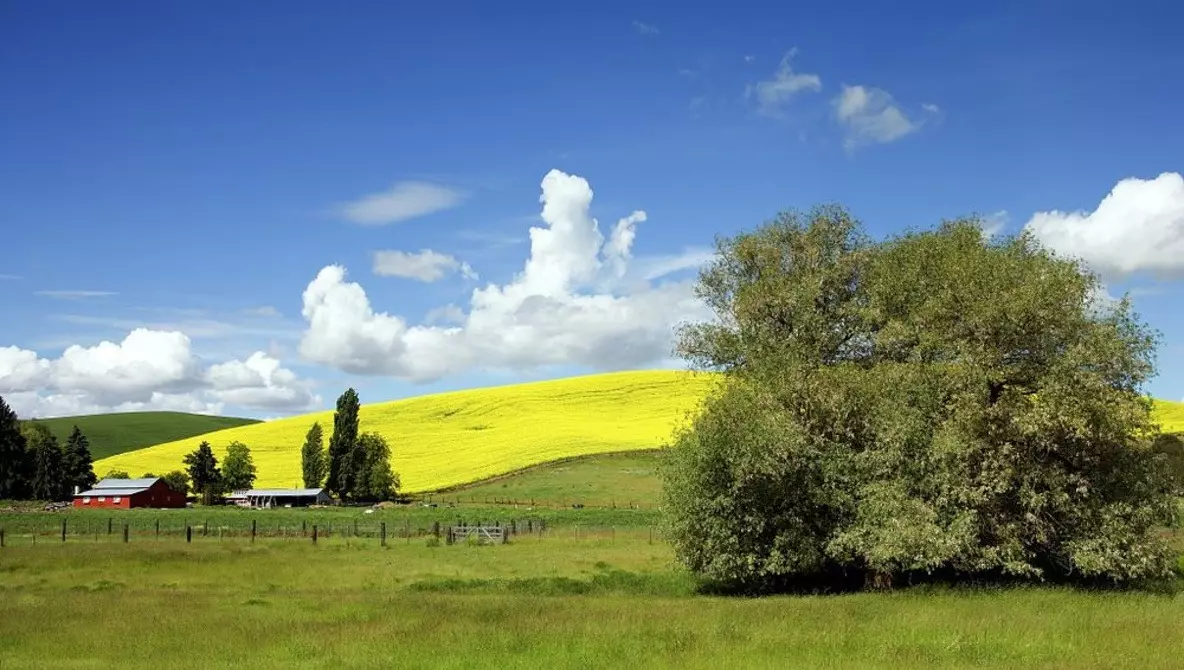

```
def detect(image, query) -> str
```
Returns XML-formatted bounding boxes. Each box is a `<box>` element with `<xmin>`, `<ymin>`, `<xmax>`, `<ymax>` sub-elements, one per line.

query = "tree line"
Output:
<box><xmin>0</xmin><ymin>396</ymin><xmax>97</xmax><ymax>501</ymax></box>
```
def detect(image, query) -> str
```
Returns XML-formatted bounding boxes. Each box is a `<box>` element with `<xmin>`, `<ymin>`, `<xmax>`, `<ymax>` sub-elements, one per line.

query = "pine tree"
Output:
<box><xmin>22</xmin><ymin>421</ymin><xmax>67</xmax><ymax>501</ymax></box>
<box><xmin>301</xmin><ymin>422</ymin><xmax>326</xmax><ymax>488</ymax></box>
<box><xmin>327</xmin><ymin>388</ymin><xmax>360</xmax><ymax>499</ymax></box>
<box><xmin>62</xmin><ymin>425</ymin><xmax>97</xmax><ymax>494</ymax></box>
<box><xmin>0</xmin><ymin>395</ymin><xmax>31</xmax><ymax>499</ymax></box>
<box><xmin>183</xmin><ymin>441</ymin><xmax>223</xmax><ymax>505</ymax></box>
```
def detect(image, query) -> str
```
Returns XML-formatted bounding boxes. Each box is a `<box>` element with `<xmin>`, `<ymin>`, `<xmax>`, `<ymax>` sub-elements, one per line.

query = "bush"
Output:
<box><xmin>663</xmin><ymin>207</ymin><xmax>1179</xmax><ymax>591</ymax></box>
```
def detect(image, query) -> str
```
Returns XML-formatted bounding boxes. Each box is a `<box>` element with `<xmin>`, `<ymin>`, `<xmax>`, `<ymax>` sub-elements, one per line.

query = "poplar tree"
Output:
<box><xmin>327</xmin><ymin>388</ymin><xmax>360</xmax><ymax>499</ymax></box>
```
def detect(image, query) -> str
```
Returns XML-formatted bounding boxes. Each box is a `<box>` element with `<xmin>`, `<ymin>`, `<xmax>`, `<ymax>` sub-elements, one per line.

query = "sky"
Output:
<box><xmin>1</xmin><ymin>0</ymin><xmax>1182</xmax><ymax>419</ymax></box>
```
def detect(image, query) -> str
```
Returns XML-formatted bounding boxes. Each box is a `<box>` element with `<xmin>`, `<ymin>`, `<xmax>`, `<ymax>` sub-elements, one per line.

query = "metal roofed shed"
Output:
<box><xmin>73</xmin><ymin>477</ymin><xmax>187</xmax><ymax>509</ymax></box>
<box><xmin>229</xmin><ymin>488</ymin><xmax>332</xmax><ymax>508</ymax></box>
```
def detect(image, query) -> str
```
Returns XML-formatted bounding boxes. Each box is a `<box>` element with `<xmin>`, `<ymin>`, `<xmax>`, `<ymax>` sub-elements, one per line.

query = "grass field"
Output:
<box><xmin>1</xmin><ymin>538</ymin><xmax>1182</xmax><ymax>668</ymax></box>
<box><xmin>440</xmin><ymin>450</ymin><xmax>664</xmax><ymax>507</ymax></box>
<box><xmin>25</xmin><ymin>411</ymin><xmax>260</xmax><ymax>460</ymax></box>
<box><xmin>95</xmin><ymin>370</ymin><xmax>718</xmax><ymax>493</ymax></box>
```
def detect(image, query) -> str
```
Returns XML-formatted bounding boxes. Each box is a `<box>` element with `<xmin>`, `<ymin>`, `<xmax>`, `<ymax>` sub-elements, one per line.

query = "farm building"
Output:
<box><xmin>73</xmin><ymin>477</ymin><xmax>187</xmax><ymax>509</ymax></box>
<box><xmin>226</xmin><ymin>488</ymin><xmax>332</xmax><ymax>508</ymax></box>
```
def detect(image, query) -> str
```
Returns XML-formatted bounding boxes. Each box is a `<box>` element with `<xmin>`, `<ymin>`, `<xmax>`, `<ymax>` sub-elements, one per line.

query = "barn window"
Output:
<box><xmin>82</xmin><ymin>497</ymin><xmax>91</xmax><ymax>504</ymax></box>
<box><xmin>113</xmin><ymin>497</ymin><xmax>122</xmax><ymax>503</ymax></box>
<box><xmin>98</xmin><ymin>496</ymin><xmax>106</xmax><ymax>502</ymax></box>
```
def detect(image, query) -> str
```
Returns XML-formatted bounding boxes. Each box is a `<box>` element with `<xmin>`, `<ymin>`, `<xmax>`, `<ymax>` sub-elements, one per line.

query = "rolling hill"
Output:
<box><xmin>94</xmin><ymin>370</ymin><xmax>720</xmax><ymax>493</ymax></box>
<box><xmin>92</xmin><ymin>372</ymin><xmax>1184</xmax><ymax>494</ymax></box>
<box><xmin>26</xmin><ymin>412</ymin><xmax>261</xmax><ymax>460</ymax></box>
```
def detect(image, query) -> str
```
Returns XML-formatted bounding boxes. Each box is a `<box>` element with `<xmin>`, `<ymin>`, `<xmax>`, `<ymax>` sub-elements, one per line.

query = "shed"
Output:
<box><xmin>73</xmin><ymin>478</ymin><xmax>187</xmax><ymax>509</ymax></box>
<box><xmin>229</xmin><ymin>488</ymin><xmax>332</xmax><ymax>508</ymax></box>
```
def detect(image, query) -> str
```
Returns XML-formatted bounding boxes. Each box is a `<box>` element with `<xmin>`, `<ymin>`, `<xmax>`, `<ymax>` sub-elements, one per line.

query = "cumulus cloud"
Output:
<box><xmin>1024</xmin><ymin>172</ymin><xmax>1184</xmax><ymax>278</ymax></box>
<box><xmin>0</xmin><ymin>329</ymin><xmax>320</xmax><ymax>418</ymax></box>
<box><xmin>298</xmin><ymin>169</ymin><xmax>713</xmax><ymax>382</ymax></box>
<box><xmin>833</xmin><ymin>84</ymin><xmax>933</xmax><ymax>150</ymax></box>
<box><xmin>747</xmin><ymin>49</ymin><xmax>822</xmax><ymax>118</ymax></box>
<box><xmin>337</xmin><ymin>181</ymin><xmax>467</xmax><ymax>225</ymax></box>
<box><xmin>980</xmin><ymin>210</ymin><xmax>1009</xmax><ymax>240</ymax></box>
<box><xmin>372</xmin><ymin>249</ymin><xmax>477</xmax><ymax>282</ymax></box>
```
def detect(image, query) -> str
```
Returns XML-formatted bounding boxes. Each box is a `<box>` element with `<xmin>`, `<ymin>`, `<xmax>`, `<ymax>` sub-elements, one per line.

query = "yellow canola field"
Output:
<box><xmin>94</xmin><ymin>369</ymin><xmax>1184</xmax><ymax>494</ymax></box>
<box><xmin>1154</xmin><ymin>399</ymin><xmax>1184</xmax><ymax>433</ymax></box>
<box><xmin>94</xmin><ymin>370</ymin><xmax>720</xmax><ymax>493</ymax></box>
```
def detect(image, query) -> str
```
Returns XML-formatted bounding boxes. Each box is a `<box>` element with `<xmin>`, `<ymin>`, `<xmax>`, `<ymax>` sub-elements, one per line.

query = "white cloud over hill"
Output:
<box><xmin>298</xmin><ymin>169</ymin><xmax>713</xmax><ymax>381</ymax></box>
<box><xmin>0</xmin><ymin>329</ymin><xmax>320</xmax><ymax>418</ymax></box>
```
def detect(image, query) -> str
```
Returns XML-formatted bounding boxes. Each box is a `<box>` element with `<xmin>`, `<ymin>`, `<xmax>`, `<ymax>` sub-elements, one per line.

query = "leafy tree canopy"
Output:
<box><xmin>301</xmin><ymin>422</ymin><xmax>327</xmax><ymax>489</ymax></box>
<box><xmin>221</xmin><ymin>441</ymin><xmax>257</xmax><ymax>491</ymax></box>
<box><xmin>328</xmin><ymin>388</ymin><xmax>361</xmax><ymax>499</ymax></box>
<box><xmin>662</xmin><ymin>207</ymin><xmax>1178</xmax><ymax>591</ymax></box>
<box><xmin>0</xmin><ymin>397</ymin><xmax>31</xmax><ymax>499</ymax></box>
<box><xmin>183</xmin><ymin>441</ymin><xmax>223</xmax><ymax>505</ymax></box>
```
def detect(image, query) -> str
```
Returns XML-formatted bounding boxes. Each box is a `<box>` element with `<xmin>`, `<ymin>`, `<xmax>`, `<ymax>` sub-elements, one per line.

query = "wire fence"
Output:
<box><xmin>0</xmin><ymin>517</ymin><xmax>662</xmax><ymax>549</ymax></box>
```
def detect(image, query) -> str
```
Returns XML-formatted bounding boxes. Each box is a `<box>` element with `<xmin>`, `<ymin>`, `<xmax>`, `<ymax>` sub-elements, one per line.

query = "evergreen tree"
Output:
<box><xmin>183</xmin><ymin>441</ymin><xmax>223</xmax><ymax>505</ymax></box>
<box><xmin>0</xmin><ymin>395</ymin><xmax>31</xmax><ymax>499</ymax></box>
<box><xmin>22</xmin><ymin>422</ymin><xmax>67</xmax><ymax>501</ymax></box>
<box><xmin>221</xmin><ymin>441</ymin><xmax>257</xmax><ymax>491</ymax></box>
<box><xmin>301</xmin><ymin>422</ymin><xmax>326</xmax><ymax>488</ymax></box>
<box><xmin>62</xmin><ymin>425</ymin><xmax>97</xmax><ymax>494</ymax></box>
<box><xmin>327</xmin><ymin>388</ymin><xmax>360</xmax><ymax>499</ymax></box>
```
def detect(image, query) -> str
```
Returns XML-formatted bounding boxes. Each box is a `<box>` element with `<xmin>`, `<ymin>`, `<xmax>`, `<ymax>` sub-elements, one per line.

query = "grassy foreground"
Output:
<box><xmin>96</xmin><ymin>370</ymin><xmax>717</xmax><ymax>492</ymax></box>
<box><xmin>26</xmin><ymin>411</ymin><xmax>260</xmax><ymax>460</ymax></box>
<box><xmin>2</xmin><ymin>539</ymin><xmax>1182</xmax><ymax>669</ymax></box>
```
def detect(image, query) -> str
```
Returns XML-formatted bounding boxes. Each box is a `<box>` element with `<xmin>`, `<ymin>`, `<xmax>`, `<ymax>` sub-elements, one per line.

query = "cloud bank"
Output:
<box><xmin>299</xmin><ymin>169</ymin><xmax>712</xmax><ymax>381</ymax></box>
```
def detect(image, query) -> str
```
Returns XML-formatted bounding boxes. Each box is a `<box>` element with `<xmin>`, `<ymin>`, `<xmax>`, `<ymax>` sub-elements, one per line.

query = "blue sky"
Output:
<box><xmin>1</xmin><ymin>0</ymin><xmax>1182</xmax><ymax>418</ymax></box>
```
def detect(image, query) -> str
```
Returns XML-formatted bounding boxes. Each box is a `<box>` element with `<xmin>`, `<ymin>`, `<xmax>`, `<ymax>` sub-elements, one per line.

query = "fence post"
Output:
<box><xmin>61</xmin><ymin>518</ymin><xmax>67</xmax><ymax>543</ymax></box>
<box><xmin>186</xmin><ymin>525</ymin><xmax>192</xmax><ymax>543</ymax></box>
<box><xmin>107</xmin><ymin>518</ymin><xmax>112</xmax><ymax>535</ymax></box>
<box><xmin>203</xmin><ymin>520</ymin><xmax>208</xmax><ymax>537</ymax></box>
<box><xmin>405</xmin><ymin>519</ymin><xmax>410</xmax><ymax>544</ymax></box>
<box><xmin>155</xmin><ymin>518</ymin><xmax>160</xmax><ymax>539</ymax></box>
<box><xmin>1</xmin><ymin>527</ymin><xmax>5</xmax><ymax>548</ymax></box>
<box><xmin>380</xmin><ymin>522</ymin><xmax>387</xmax><ymax>547</ymax></box>
<box><xmin>312</xmin><ymin>525</ymin><xmax>318</xmax><ymax>544</ymax></box>
<box><xmin>432</xmin><ymin>521</ymin><xmax>440</xmax><ymax>539</ymax></box>
<box><xmin>302</xmin><ymin>520</ymin><xmax>307</xmax><ymax>537</ymax></box>
<box><xmin>123</xmin><ymin>524</ymin><xmax>129</xmax><ymax>543</ymax></box>
<box><xmin>648</xmin><ymin>526</ymin><xmax>652</xmax><ymax>545</ymax></box>
<box><xmin>251</xmin><ymin>519</ymin><xmax>257</xmax><ymax>543</ymax></box>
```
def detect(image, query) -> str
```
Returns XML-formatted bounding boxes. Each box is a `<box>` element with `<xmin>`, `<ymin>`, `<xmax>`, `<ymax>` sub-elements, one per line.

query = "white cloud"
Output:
<box><xmin>833</xmin><ymin>84</ymin><xmax>930</xmax><ymax>150</ymax></box>
<box><xmin>299</xmin><ymin>169</ymin><xmax>712</xmax><ymax>382</ymax></box>
<box><xmin>35</xmin><ymin>290</ymin><xmax>117</xmax><ymax>299</ymax></box>
<box><xmin>632</xmin><ymin>20</ymin><xmax>660</xmax><ymax>36</ymax></box>
<box><xmin>980</xmin><ymin>210</ymin><xmax>1009</xmax><ymax>240</ymax></box>
<box><xmin>337</xmin><ymin>181</ymin><xmax>466</xmax><ymax>225</ymax></box>
<box><xmin>747</xmin><ymin>49</ymin><xmax>822</xmax><ymax>118</ymax></box>
<box><xmin>241</xmin><ymin>306</ymin><xmax>282</xmax><ymax>318</ymax></box>
<box><xmin>0</xmin><ymin>329</ymin><xmax>319</xmax><ymax>418</ymax></box>
<box><xmin>1024</xmin><ymin>172</ymin><xmax>1184</xmax><ymax>278</ymax></box>
<box><xmin>372</xmin><ymin>249</ymin><xmax>478</xmax><ymax>282</ymax></box>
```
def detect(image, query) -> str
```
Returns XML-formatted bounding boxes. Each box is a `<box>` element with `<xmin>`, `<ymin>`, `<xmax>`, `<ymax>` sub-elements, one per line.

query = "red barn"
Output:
<box><xmin>73</xmin><ymin>477</ymin><xmax>187</xmax><ymax>509</ymax></box>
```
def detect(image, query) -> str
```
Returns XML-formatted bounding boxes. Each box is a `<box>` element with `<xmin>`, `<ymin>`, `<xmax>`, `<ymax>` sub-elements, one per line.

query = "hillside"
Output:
<box><xmin>93</xmin><ymin>374</ymin><xmax>1183</xmax><ymax>494</ymax></box>
<box><xmin>1155</xmin><ymin>399</ymin><xmax>1184</xmax><ymax>433</ymax></box>
<box><xmin>95</xmin><ymin>370</ymin><xmax>719</xmax><ymax>493</ymax></box>
<box><xmin>27</xmin><ymin>412</ymin><xmax>261</xmax><ymax>460</ymax></box>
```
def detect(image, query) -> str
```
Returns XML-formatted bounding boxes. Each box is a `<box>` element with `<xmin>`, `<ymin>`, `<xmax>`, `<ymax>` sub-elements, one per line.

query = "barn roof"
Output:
<box><xmin>239</xmin><ymin>488</ymin><xmax>328</xmax><ymax>497</ymax></box>
<box><xmin>95</xmin><ymin>477</ymin><xmax>160</xmax><ymax>489</ymax></box>
<box><xmin>76</xmin><ymin>487</ymin><xmax>151</xmax><ymax>497</ymax></box>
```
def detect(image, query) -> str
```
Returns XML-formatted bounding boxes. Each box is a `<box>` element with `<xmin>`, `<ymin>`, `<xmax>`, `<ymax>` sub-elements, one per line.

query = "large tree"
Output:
<box><xmin>301</xmin><ymin>422</ymin><xmax>326</xmax><ymax>489</ymax></box>
<box><xmin>161</xmin><ymin>470</ymin><xmax>191</xmax><ymax>497</ymax></box>
<box><xmin>0</xmin><ymin>396</ymin><xmax>30</xmax><ymax>499</ymax></box>
<box><xmin>183</xmin><ymin>441</ymin><xmax>223</xmax><ymax>505</ymax></box>
<box><xmin>353</xmin><ymin>431</ymin><xmax>399</xmax><ymax>502</ymax></box>
<box><xmin>22</xmin><ymin>421</ymin><xmax>68</xmax><ymax>501</ymax></box>
<box><xmin>62</xmin><ymin>425</ymin><xmax>97</xmax><ymax>494</ymax></box>
<box><xmin>662</xmin><ymin>207</ymin><xmax>1178</xmax><ymax>591</ymax></box>
<box><xmin>327</xmin><ymin>388</ymin><xmax>361</xmax><ymax>499</ymax></box>
<box><xmin>221</xmin><ymin>441</ymin><xmax>257</xmax><ymax>491</ymax></box>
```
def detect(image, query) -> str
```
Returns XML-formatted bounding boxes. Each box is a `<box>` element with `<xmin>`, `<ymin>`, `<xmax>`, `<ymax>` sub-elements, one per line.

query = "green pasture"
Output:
<box><xmin>25</xmin><ymin>411</ymin><xmax>260</xmax><ymax>460</ymax></box>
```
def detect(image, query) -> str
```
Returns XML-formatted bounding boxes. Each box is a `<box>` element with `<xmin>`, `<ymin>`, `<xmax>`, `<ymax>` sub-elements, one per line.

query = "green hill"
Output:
<box><xmin>26</xmin><ymin>412</ymin><xmax>261</xmax><ymax>460</ymax></box>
